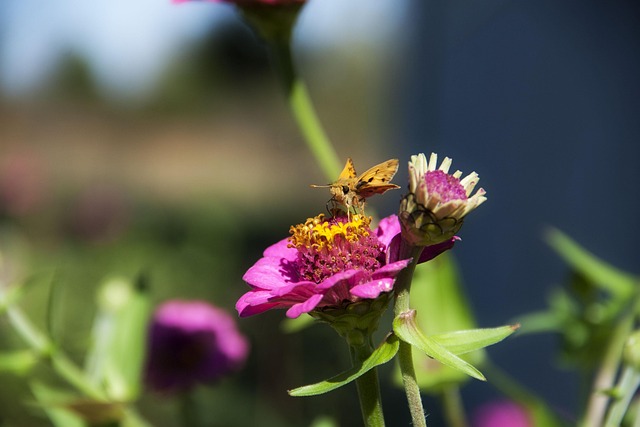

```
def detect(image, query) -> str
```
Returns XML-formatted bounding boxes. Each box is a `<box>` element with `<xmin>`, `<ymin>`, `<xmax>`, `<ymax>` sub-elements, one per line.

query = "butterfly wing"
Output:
<box><xmin>355</xmin><ymin>158</ymin><xmax>400</xmax><ymax>198</ymax></box>
<box><xmin>310</xmin><ymin>158</ymin><xmax>357</xmax><ymax>189</ymax></box>
<box><xmin>335</xmin><ymin>158</ymin><xmax>358</xmax><ymax>184</ymax></box>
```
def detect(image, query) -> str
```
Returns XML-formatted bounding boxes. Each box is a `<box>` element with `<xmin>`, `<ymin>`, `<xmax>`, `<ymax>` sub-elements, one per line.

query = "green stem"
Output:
<box><xmin>441</xmin><ymin>386</ymin><xmax>468</xmax><ymax>427</ymax></box>
<box><xmin>581</xmin><ymin>300</ymin><xmax>637</xmax><ymax>427</ymax></box>
<box><xmin>180</xmin><ymin>390</ymin><xmax>203</xmax><ymax>427</ymax></box>
<box><xmin>351</xmin><ymin>342</ymin><xmax>386</xmax><ymax>427</ymax></box>
<box><xmin>5</xmin><ymin>304</ymin><xmax>107</xmax><ymax>401</ymax></box>
<box><xmin>268</xmin><ymin>35</ymin><xmax>342</xmax><ymax>182</ymax></box>
<box><xmin>393</xmin><ymin>242</ymin><xmax>427</xmax><ymax>427</ymax></box>
<box><xmin>604</xmin><ymin>366</ymin><xmax>640</xmax><ymax>426</ymax></box>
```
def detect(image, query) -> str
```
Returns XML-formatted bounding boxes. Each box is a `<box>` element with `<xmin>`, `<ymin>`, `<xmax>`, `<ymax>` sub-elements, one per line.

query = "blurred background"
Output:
<box><xmin>1</xmin><ymin>0</ymin><xmax>639</xmax><ymax>425</ymax></box>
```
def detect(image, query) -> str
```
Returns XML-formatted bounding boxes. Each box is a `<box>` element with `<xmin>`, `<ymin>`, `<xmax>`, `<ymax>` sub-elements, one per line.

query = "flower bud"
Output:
<box><xmin>399</xmin><ymin>153</ymin><xmax>486</xmax><ymax>246</ymax></box>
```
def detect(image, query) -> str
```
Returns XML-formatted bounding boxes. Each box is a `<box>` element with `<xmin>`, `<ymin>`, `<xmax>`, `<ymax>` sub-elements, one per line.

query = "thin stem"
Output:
<box><xmin>441</xmin><ymin>386</ymin><xmax>468</xmax><ymax>427</ymax></box>
<box><xmin>397</xmin><ymin>341</ymin><xmax>426</xmax><ymax>427</ymax></box>
<box><xmin>180</xmin><ymin>390</ymin><xmax>203</xmax><ymax>427</ymax></box>
<box><xmin>581</xmin><ymin>301</ymin><xmax>637</xmax><ymax>427</ymax></box>
<box><xmin>268</xmin><ymin>36</ymin><xmax>342</xmax><ymax>182</ymax></box>
<box><xmin>5</xmin><ymin>304</ymin><xmax>107</xmax><ymax>401</ymax></box>
<box><xmin>393</xmin><ymin>242</ymin><xmax>427</xmax><ymax>427</ymax></box>
<box><xmin>634</xmin><ymin>397</ymin><xmax>640</xmax><ymax>427</ymax></box>
<box><xmin>351</xmin><ymin>342</ymin><xmax>386</xmax><ymax>427</ymax></box>
<box><xmin>604</xmin><ymin>366</ymin><xmax>640</xmax><ymax>427</ymax></box>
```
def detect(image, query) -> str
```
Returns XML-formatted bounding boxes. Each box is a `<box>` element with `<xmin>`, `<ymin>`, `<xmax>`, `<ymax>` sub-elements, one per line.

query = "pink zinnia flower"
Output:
<box><xmin>473</xmin><ymin>400</ymin><xmax>532</xmax><ymax>427</ymax></box>
<box><xmin>173</xmin><ymin>0</ymin><xmax>305</xmax><ymax>5</ymax></box>
<box><xmin>145</xmin><ymin>300</ymin><xmax>249</xmax><ymax>393</ymax></box>
<box><xmin>237</xmin><ymin>214</ymin><xmax>455</xmax><ymax>319</ymax></box>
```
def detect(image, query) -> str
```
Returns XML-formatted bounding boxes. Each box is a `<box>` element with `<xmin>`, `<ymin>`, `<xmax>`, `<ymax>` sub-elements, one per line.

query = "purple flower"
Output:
<box><xmin>0</xmin><ymin>149</ymin><xmax>47</xmax><ymax>217</ymax></box>
<box><xmin>145</xmin><ymin>300</ymin><xmax>249</xmax><ymax>393</ymax></box>
<box><xmin>473</xmin><ymin>400</ymin><xmax>532</xmax><ymax>427</ymax></box>
<box><xmin>173</xmin><ymin>0</ymin><xmax>305</xmax><ymax>5</ymax></box>
<box><xmin>237</xmin><ymin>214</ymin><xmax>454</xmax><ymax>319</ymax></box>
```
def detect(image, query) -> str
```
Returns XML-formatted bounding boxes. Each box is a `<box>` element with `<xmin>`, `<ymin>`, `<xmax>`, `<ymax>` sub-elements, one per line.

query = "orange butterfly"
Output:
<box><xmin>312</xmin><ymin>158</ymin><xmax>400</xmax><ymax>214</ymax></box>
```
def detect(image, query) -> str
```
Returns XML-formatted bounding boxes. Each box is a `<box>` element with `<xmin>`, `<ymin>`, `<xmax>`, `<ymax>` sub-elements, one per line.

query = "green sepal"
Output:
<box><xmin>288</xmin><ymin>334</ymin><xmax>400</xmax><ymax>397</ymax></box>
<box><xmin>393</xmin><ymin>310</ymin><xmax>485</xmax><ymax>381</ymax></box>
<box><xmin>430</xmin><ymin>325</ymin><xmax>519</xmax><ymax>355</ymax></box>
<box><xmin>545</xmin><ymin>228</ymin><xmax>637</xmax><ymax>297</ymax></box>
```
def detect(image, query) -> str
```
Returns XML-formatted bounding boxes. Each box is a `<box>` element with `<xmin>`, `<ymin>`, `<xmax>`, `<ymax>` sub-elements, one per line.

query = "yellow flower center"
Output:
<box><xmin>288</xmin><ymin>214</ymin><xmax>372</xmax><ymax>251</ymax></box>
<box><xmin>288</xmin><ymin>214</ymin><xmax>383</xmax><ymax>284</ymax></box>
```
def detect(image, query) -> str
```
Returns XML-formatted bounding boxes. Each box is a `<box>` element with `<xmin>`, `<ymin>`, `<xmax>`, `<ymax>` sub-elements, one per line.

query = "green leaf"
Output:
<box><xmin>288</xmin><ymin>334</ymin><xmax>400</xmax><ymax>397</ymax></box>
<box><xmin>545</xmin><ymin>228</ymin><xmax>637</xmax><ymax>297</ymax></box>
<box><xmin>30</xmin><ymin>381</ymin><xmax>84</xmax><ymax>427</ymax></box>
<box><xmin>393</xmin><ymin>310</ymin><xmax>485</xmax><ymax>381</ymax></box>
<box><xmin>430</xmin><ymin>325</ymin><xmax>519</xmax><ymax>355</ymax></box>
<box><xmin>0</xmin><ymin>284</ymin><xmax>24</xmax><ymax>315</ymax></box>
<box><xmin>0</xmin><ymin>350</ymin><xmax>38</xmax><ymax>375</ymax></box>
<box><xmin>85</xmin><ymin>275</ymin><xmax>151</xmax><ymax>401</ymax></box>
<box><xmin>514</xmin><ymin>311</ymin><xmax>563</xmax><ymax>335</ymax></box>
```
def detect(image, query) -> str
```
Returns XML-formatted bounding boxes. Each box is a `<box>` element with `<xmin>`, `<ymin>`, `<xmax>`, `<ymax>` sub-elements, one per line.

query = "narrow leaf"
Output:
<box><xmin>430</xmin><ymin>325</ymin><xmax>519</xmax><ymax>355</ymax></box>
<box><xmin>30</xmin><ymin>381</ymin><xmax>84</xmax><ymax>427</ymax></box>
<box><xmin>288</xmin><ymin>334</ymin><xmax>399</xmax><ymax>397</ymax></box>
<box><xmin>0</xmin><ymin>350</ymin><xmax>38</xmax><ymax>374</ymax></box>
<box><xmin>394</xmin><ymin>310</ymin><xmax>485</xmax><ymax>381</ymax></box>
<box><xmin>86</xmin><ymin>275</ymin><xmax>151</xmax><ymax>401</ymax></box>
<box><xmin>0</xmin><ymin>285</ymin><xmax>24</xmax><ymax>315</ymax></box>
<box><xmin>514</xmin><ymin>311</ymin><xmax>563</xmax><ymax>335</ymax></box>
<box><xmin>545</xmin><ymin>228</ymin><xmax>637</xmax><ymax>297</ymax></box>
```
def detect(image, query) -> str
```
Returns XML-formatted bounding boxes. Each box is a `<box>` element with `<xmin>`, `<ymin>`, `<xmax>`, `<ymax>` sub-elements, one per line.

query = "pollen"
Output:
<box><xmin>288</xmin><ymin>214</ymin><xmax>383</xmax><ymax>284</ymax></box>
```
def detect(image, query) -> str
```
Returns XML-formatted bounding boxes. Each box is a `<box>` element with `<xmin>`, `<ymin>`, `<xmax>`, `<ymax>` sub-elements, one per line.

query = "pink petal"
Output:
<box><xmin>375</xmin><ymin>214</ymin><xmax>401</xmax><ymax>248</ymax></box>
<box><xmin>285</xmin><ymin>294</ymin><xmax>324</xmax><ymax>318</ymax></box>
<box><xmin>386</xmin><ymin>233</ymin><xmax>403</xmax><ymax>263</ymax></box>
<box><xmin>242</xmin><ymin>253</ymin><xmax>298</xmax><ymax>290</ymax></box>
<box><xmin>236</xmin><ymin>290</ymin><xmax>284</xmax><ymax>317</ymax></box>
<box><xmin>374</xmin><ymin>259</ymin><xmax>411</xmax><ymax>277</ymax></box>
<box><xmin>418</xmin><ymin>237</ymin><xmax>458</xmax><ymax>263</ymax></box>
<box><xmin>351</xmin><ymin>277</ymin><xmax>395</xmax><ymax>299</ymax></box>
<box><xmin>315</xmin><ymin>269</ymin><xmax>360</xmax><ymax>291</ymax></box>
<box><xmin>271</xmin><ymin>280</ymin><xmax>317</xmax><ymax>298</ymax></box>
<box><xmin>263</xmin><ymin>238</ymin><xmax>298</xmax><ymax>262</ymax></box>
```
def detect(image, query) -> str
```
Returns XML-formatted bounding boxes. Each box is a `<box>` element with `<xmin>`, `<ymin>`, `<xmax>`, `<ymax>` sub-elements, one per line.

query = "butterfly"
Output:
<box><xmin>311</xmin><ymin>158</ymin><xmax>400</xmax><ymax>215</ymax></box>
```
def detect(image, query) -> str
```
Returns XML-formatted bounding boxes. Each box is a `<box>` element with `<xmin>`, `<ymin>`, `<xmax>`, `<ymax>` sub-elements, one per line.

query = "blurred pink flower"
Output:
<box><xmin>473</xmin><ymin>400</ymin><xmax>532</xmax><ymax>427</ymax></box>
<box><xmin>237</xmin><ymin>214</ymin><xmax>455</xmax><ymax>319</ymax></box>
<box><xmin>0</xmin><ymin>150</ymin><xmax>47</xmax><ymax>217</ymax></box>
<box><xmin>173</xmin><ymin>0</ymin><xmax>305</xmax><ymax>5</ymax></box>
<box><xmin>145</xmin><ymin>300</ymin><xmax>249</xmax><ymax>393</ymax></box>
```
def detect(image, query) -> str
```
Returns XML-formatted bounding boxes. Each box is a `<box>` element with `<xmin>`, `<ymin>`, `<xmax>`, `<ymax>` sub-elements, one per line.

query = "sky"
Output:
<box><xmin>0</xmin><ymin>0</ymin><xmax>409</xmax><ymax>99</ymax></box>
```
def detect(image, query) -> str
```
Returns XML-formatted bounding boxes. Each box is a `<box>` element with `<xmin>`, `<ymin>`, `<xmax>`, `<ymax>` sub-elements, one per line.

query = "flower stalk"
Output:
<box><xmin>351</xmin><ymin>341</ymin><xmax>386</xmax><ymax>427</ymax></box>
<box><xmin>582</xmin><ymin>302</ymin><xmax>637</xmax><ymax>427</ymax></box>
<box><xmin>4</xmin><ymin>302</ymin><xmax>108</xmax><ymax>401</ymax></box>
<box><xmin>264</xmin><ymin>20</ymin><xmax>342</xmax><ymax>181</ymax></box>
<box><xmin>393</xmin><ymin>241</ymin><xmax>428</xmax><ymax>427</ymax></box>
<box><xmin>441</xmin><ymin>386</ymin><xmax>468</xmax><ymax>427</ymax></box>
